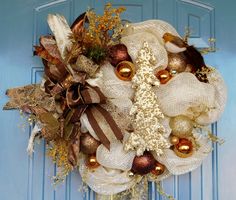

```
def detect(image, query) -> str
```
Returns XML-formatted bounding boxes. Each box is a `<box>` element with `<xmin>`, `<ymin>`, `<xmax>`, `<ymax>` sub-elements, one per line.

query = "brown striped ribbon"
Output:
<box><xmin>85</xmin><ymin>107</ymin><xmax>111</xmax><ymax>150</ymax></box>
<box><xmin>65</xmin><ymin>83</ymin><xmax>123</xmax><ymax>150</ymax></box>
<box><xmin>95</xmin><ymin>105</ymin><xmax>123</xmax><ymax>141</ymax></box>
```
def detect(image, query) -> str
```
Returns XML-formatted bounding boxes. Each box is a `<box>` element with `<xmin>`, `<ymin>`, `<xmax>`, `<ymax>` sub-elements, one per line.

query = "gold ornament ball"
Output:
<box><xmin>167</xmin><ymin>53</ymin><xmax>187</xmax><ymax>73</ymax></box>
<box><xmin>155</xmin><ymin>69</ymin><xmax>172</xmax><ymax>84</ymax></box>
<box><xmin>174</xmin><ymin>138</ymin><xmax>193</xmax><ymax>158</ymax></box>
<box><xmin>86</xmin><ymin>154</ymin><xmax>100</xmax><ymax>169</ymax></box>
<box><xmin>80</xmin><ymin>132</ymin><xmax>101</xmax><ymax>154</ymax></box>
<box><xmin>169</xmin><ymin>135</ymin><xmax>180</xmax><ymax>145</ymax></box>
<box><xmin>115</xmin><ymin>61</ymin><xmax>135</xmax><ymax>81</ymax></box>
<box><xmin>151</xmin><ymin>162</ymin><xmax>166</xmax><ymax>176</ymax></box>
<box><xmin>169</xmin><ymin>115</ymin><xmax>193</xmax><ymax>137</ymax></box>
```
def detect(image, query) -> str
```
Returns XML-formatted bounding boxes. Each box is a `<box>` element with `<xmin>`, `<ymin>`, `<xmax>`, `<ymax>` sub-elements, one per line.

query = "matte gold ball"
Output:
<box><xmin>86</xmin><ymin>154</ymin><xmax>100</xmax><ymax>169</ymax></box>
<box><xmin>155</xmin><ymin>69</ymin><xmax>172</xmax><ymax>84</ymax></box>
<box><xmin>151</xmin><ymin>162</ymin><xmax>166</xmax><ymax>176</ymax></box>
<box><xmin>169</xmin><ymin>135</ymin><xmax>180</xmax><ymax>145</ymax></box>
<box><xmin>169</xmin><ymin>115</ymin><xmax>193</xmax><ymax>137</ymax></box>
<box><xmin>115</xmin><ymin>61</ymin><xmax>135</xmax><ymax>81</ymax></box>
<box><xmin>80</xmin><ymin>132</ymin><xmax>101</xmax><ymax>154</ymax></box>
<box><xmin>167</xmin><ymin>53</ymin><xmax>187</xmax><ymax>73</ymax></box>
<box><xmin>174</xmin><ymin>138</ymin><xmax>193</xmax><ymax>158</ymax></box>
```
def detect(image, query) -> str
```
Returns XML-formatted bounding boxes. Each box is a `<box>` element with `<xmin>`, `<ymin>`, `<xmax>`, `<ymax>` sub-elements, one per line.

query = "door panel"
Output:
<box><xmin>0</xmin><ymin>0</ymin><xmax>235</xmax><ymax>200</ymax></box>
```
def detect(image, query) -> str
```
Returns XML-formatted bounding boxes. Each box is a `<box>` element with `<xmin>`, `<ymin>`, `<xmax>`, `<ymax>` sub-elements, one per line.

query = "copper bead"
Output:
<box><xmin>86</xmin><ymin>154</ymin><xmax>100</xmax><ymax>169</ymax></box>
<box><xmin>174</xmin><ymin>138</ymin><xmax>193</xmax><ymax>158</ymax></box>
<box><xmin>115</xmin><ymin>61</ymin><xmax>135</xmax><ymax>81</ymax></box>
<box><xmin>80</xmin><ymin>132</ymin><xmax>101</xmax><ymax>155</ymax></box>
<box><xmin>131</xmin><ymin>151</ymin><xmax>156</xmax><ymax>175</ymax></box>
<box><xmin>109</xmin><ymin>44</ymin><xmax>132</xmax><ymax>66</ymax></box>
<box><xmin>167</xmin><ymin>53</ymin><xmax>187</xmax><ymax>73</ymax></box>
<box><xmin>169</xmin><ymin>135</ymin><xmax>180</xmax><ymax>145</ymax></box>
<box><xmin>155</xmin><ymin>69</ymin><xmax>172</xmax><ymax>84</ymax></box>
<box><xmin>151</xmin><ymin>162</ymin><xmax>166</xmax><ymax>176</ymax></box>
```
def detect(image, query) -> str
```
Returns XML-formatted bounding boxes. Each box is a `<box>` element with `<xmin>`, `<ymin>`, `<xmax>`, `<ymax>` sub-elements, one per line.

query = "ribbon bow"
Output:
<box><xmin>45</xmin><ymin>71</ymin><xmax>123</xmax><ymax>150</ymax></box>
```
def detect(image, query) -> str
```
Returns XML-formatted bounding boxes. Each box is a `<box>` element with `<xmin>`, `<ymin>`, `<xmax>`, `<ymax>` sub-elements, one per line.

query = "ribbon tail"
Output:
<box><xmin>85</xmin><ymin>107</ymin><xmax>110</xmax><ymax>150</ymax></box>
<box><xmin>95</xmin><ymin>105</ymin><xmax>123</xmax><ymax>141</ymax></box>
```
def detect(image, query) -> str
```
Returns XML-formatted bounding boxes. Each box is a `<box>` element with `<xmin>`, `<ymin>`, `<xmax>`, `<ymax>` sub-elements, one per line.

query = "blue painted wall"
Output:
<box><xmin>0</xmin><ymin>0</ymin><xmax>235</xmax><ymax>200</ymax></box>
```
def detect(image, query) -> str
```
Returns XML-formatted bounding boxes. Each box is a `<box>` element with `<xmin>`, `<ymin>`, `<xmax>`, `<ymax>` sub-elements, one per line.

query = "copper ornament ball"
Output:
<box><xmin>86</xmin><ymin>154</ymin><xmax>100</xmax><ymax>169</ymax></box>
<box><xmin>109</xmin><ymin>44</ymin><xmax>132</xmax><ymax>66</ymax></box>
<box><xmin>131</xmin><ymin>151</ymin><xmax>156</xmax><ymax>175</ymax></box>
<box><xmin>151</xmin><ymin>162</ymin><xmax>166</xmax><ymax>176</ymax></box>
<box><xmin>155</xmin><ymin>69</ymin><xmax>172</xmax><ymax>84</ymax></box>
<box><xmin>115</xmin><ymin>61</ymin><xmax>135</xmax><ymax>81</ymax></box>
<box><xmin>80</xmin><ymin>132</ymin><xmax>101</xmax><ymax>154</ymax></box>
<box><xmin>174</xmin><ymin>138</ymin><xmax>193</xmax><ymax>158</ymax></box>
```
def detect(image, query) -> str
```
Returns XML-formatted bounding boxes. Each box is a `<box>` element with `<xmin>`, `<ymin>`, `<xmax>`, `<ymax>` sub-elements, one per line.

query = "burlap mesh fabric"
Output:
<box><xmin>78</xmin><ymin>20</ymin><xmax>227</xmax><ymax>196</ymax></box>
<box><xmin>79</xmin><ymin>157</ymin><xmax>137</xmax><ymax>195</ymax></box>
<box><xmin>155</xmin><ymin>70</ymin><xmax>227</xmax><ymax>125</ymax></box>
<box><xmin>96</xmin><ymin>141</ymin><xmax>135</xmax><ymax>171</ymax></box>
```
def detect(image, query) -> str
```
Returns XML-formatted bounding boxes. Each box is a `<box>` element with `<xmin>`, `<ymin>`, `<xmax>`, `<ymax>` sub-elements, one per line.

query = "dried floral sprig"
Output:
<box><xmin>156</xmin><ymin>181</ymin><xmax>175</xmax><ymax>200</ymax></box>
<box><xmin>47</xmin><ymin>138</ymin><xmax>73</xmax><ymax>184</ymax></box>
<box><xmin>194</xmin><ymin>66</ymin><xmax>215</xmax><ymax>82</ymax></box>
<box><xmin>200</xmin><ymin>38</ymin><xmax>217</xmax><ymax>55</ymax></box>
<box><xmin>207</xmin><ymin>131</ymin><xmax>225</xmax><ymax>145</ymax></box>
<box><xmin>194</xmin><ymin>124</ymin><xmax>225</xmax><ymax>145</ymax></box>
<box><xmin>183</xmin><ymin>26</ymin><xmax>192</xmax><ymax>43</ymax></box>
<box><xmin>83</xmin><ymin>3</ymin><xmax>125</xmax><ymax>48</ymax></box>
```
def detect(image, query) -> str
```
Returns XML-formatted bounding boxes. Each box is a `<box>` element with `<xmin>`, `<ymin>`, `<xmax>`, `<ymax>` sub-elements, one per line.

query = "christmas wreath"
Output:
<box><xmin>4</xmin><ymin>3</ymin><xmax>227</xmax><ymax>199</ymax></box>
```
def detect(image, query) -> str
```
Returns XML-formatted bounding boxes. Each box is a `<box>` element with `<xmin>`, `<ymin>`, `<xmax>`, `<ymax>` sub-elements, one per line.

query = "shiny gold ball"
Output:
<box><xmin>169</xmin><ymin>135</ymin><xmax>180</xmax><ymax>145</ymax></box>
<box><xmin>86</xmin><ymin>154</ymin><xmax>100</xmax><ymax>169</ymax></box>
<box><xmin>155</xmin><ymin>69</ymin><xmax>172</xmax><ymax>84</ymax></box>
<box><xmin>115</xmin><ymin>61</ymin><xmax>135</xmax><ymax>81</ymax></box>
<box><xmin>167</xmin><ymin>53</ymin><xmax>187</xmax><ymax>73</ymax></box>
<box><xmin>80</xmin><ymin>132</ymin><xmax>101</xmax><ymax>154</ymax></box>
<box><xmin>169</xmin><ymin>115</ymin><xmax>193</xmax><ymax>137</ymax></box>
<box><xmin>174</xmin><ymin>138</ymin><xmax>193</xmax><ymax>158</ymax></box>
<box><xmin>151</xmin><ymin>162</ymin><xmax>166</xmax><ymax>176</ymax></box>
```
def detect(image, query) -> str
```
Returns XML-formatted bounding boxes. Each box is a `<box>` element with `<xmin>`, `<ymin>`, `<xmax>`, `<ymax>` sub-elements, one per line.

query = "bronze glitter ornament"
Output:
<box><xmin>167</xmin><ymin>52</ymin><xmax>188</xmax><ymax>73</ymax></box>
<box><xmin>169</xmin><ymin>115</ymin><xmax>193</xmax><ymax>137</ymax></box>
<box><xmin>109</xmin><ymin>44</ymin><xmax>132</xmax><ymax>66</ymax></box>
<box><xmin>80</xmin><ymin>132</ymin><xmax>101</xmax><ymax>154</ymax></box>
<box><xmin>131</xmin><ymin>151</ymin><xmax>156</xmax><ymax>175</ymax></box>
<box><xmin>155</xmin><ymin>69</ymin><xmax>172</xmax><ymax>84</ymax></box>
<box><xmin>151</xmin><ymin>162</ymin><xmax>166</xmax><ymax>176</ymax></box>
<box><xmin>174</xmin><ymin>138</ymin><xmax>193</xmax><ymax>158</ymax></box>
<box><xmin>115</xmin><ymin>61</ymin><xmax>135</xmax><ymax>81</ymax></box>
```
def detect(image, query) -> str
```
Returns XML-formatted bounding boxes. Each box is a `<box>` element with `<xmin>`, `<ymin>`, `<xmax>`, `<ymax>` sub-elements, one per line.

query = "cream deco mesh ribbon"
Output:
<box><xmin>124</xmin><ymin>42</ymin><xmax>170</xmax><ymax>156</ymax></box>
